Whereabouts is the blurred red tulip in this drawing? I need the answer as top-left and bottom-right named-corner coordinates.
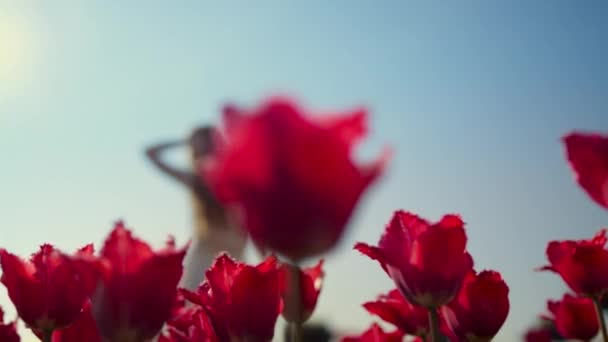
top-left (182, 253), bottom-right (282, 342)
top-left (280, 260), bottom-right (325, 323)
top-left (441, 270), bottom-right (509, 342)
top-left (544, 294), bottom-right (599, 341)
top-left (563, 132), bottom-right (608, 210)
top-left (340, 323), bottom-right (404, 342)
top-left (355, 210), bottom-right (473, 308)
top-left (51, 302), bottom-right (101, 342)
top-left (0, 244), bottom-right (101, 336)
top-left (201, 97), bottom-right (388, 261)
top-left (362, 289), bottom-right (428, 338)
top-left (92, 222), bottom-right (188, 342)
top-left (540, 229), bottom-right (608, 297)
top-left (0, 306), bottom-right (20, 342)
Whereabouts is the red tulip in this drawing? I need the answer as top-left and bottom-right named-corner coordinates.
top-left (544, 294), bottom-right (599, 341)
top-left (340, 323), bottom-right (404, 342)
top-left (540, 229), bottom-right (608, 297)
top-left (362, 289), bottom-right (428, 338)
top-left (159, 307), bottom-right (218, 342)
top-left (92, 222), bottom-right (188, 342)
top-left (52, 302), bottom-right (101, 342)
top-left (280, 260), bottom-right (325, 323)
top-left (200, 97), bottom-right (388, 261)
top-left (0, 244), bottom-right (101, 336)
top-left (182, 253), bottom-right (282, 342)
top-left (563, 132), bottom-right (608, 210)
top-left (441, 270), bottom-right (509, 341)
top-left (0, 306), bottom-right (20, 342)
top-left (355, 210), bottom-right (473, 308)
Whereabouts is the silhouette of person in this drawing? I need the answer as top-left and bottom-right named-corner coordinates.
top-left (146, 126), bottom-right (247, 289)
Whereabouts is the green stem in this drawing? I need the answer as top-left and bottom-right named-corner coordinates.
top-left (594, 297), bottom-right (608, 342)
top-left (428, 307), bottom-right (440, 342)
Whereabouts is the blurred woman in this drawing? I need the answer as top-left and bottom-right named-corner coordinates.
top-left (145, 126), bottom-right (247, 289)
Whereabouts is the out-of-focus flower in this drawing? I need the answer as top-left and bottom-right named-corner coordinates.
top-left (544, 294), bottom-right (598, 341)
top-left (51, 302), bottom-right (101, 342)
top-left (182, 253), bottom-right (282, 342)
top-left (563, 132), bottom-right (608, 210)
top-left (355, 210), bottom-right (473, 308)
top-left (92, 222), bottom-right (188, 342)
top-left (362, 289), bottom-right (428, 338)
top-left (280, 260), bottom-right (324, 323)
top-left (0, 306), bottom-right (20, 342)
top-left (340, 323), bottom-right (404, 342)
top-left (441, 270), bottom-right (509, 341)
top-left (201, 97), bottom-right (388, 261)
top-left (0, 244), bottom-right (101, 336)
top-left (540, 229), bottom-right (608, 298)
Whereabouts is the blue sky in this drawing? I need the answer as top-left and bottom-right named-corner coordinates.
top-left (1, 1), bottom-right (607, 341)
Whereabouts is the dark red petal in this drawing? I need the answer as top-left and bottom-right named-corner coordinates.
top-left (100, 222), bottom-right (154, 274)
top-left (52, 302), bottom-right (101, 342)
top-left (94, 224), bottom-right (188, 341)
top-left (442, 269), bottom-right (509, 341)
top-left (227, 259), bottom-right (282, 341)
top-left (126, 248), bottom-right (187, 339)
top-left (546, 294), bottom-right (599, 340)
top-left (410, 215), bottom-right (467, 272)
top-left (0, 249), bottom-right (46, 327)
top-left (204, 253), bottom-right (240, 303)
top-left (354, 243), bottom-right (389, 273)
top-left (543, 230), bottom-right (608, 296)
top-left (377, 211), bottom-right (420, 268)
top-left (363, 289), bottom-right (428, 336)
top-left (545, 241), bottom-right (576, 269)
top-left (563, 132), bottom-right (608, 209)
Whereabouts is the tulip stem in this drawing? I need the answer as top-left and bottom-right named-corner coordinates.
top-left (291, 321), bottom-right (303, 342)
top-left (428, 307), bottom-right (441, 342)
top-left (594, 297), bottom-right (608, 342)
top-left (289, 262), bottom-right (303, 342)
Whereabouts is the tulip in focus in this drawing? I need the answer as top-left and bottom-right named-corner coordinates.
top-left (540, 229), bottom-right (608, 298)
top-left (355, 210), bottom-right (473, 308)
top-left (182, 253), bottom-right (283, 342)
top-left (0, 244), bottom-right (102, 338)
top-left (362, 289), bottom-right (428, 339)
top-left (543, 294), bottom-right (599, 341)
top-left (159, 307), bottom-right (218, 342)
top-left (201, 97), bottom-right (388, 261)
top-left (563, 132), bottom-right (608, 210)
top-left (92, 222), bottom-right (188, 342)
top-left (441, 270), bottom-right (509, 342)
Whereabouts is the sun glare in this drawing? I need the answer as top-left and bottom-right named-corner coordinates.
top-left (0, 13), bottom-right (33, 84)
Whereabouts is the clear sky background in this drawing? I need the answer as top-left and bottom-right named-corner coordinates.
top-left (1, 1), bottom-right (607, 341)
